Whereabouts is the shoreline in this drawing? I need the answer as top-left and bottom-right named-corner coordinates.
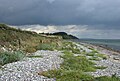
top-left (70, 39), bottom-right (120, 53)
top-left (79, 42), bottom-right (120, 62)
top-left (84, 42), bottom-right (120, 53)
top-left (70, 39), bottom-right (120, 62)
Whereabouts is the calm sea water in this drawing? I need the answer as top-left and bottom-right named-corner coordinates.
top-left (78, 39), bottom-right (120, 51)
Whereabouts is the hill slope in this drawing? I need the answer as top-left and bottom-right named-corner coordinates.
top-left (0, 24), bottom-right (62, 53)
top-left (41, 32), bottom-right (79, 39)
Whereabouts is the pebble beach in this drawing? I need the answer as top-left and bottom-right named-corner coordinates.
top-left (0, 42), bottom-right (120, 81)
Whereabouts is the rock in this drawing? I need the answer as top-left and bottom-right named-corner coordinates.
top-left (113, 56), bottom-right (120, 60)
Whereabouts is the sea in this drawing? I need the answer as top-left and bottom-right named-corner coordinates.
top-left (72, 39), bottom-right (120, 52)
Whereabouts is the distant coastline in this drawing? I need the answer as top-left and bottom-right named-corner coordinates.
top-left (70, 39), bottom-right (120, 53)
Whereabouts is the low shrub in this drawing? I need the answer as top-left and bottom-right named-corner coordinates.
top-left (0, 51), bottom-right (25, 65)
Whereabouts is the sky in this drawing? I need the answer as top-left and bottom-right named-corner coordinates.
top-left (0, 0), bottom-right (120, 39)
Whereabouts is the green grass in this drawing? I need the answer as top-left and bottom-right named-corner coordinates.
top-left (86, 50), bottom-right (99, 56)
top-left (91, 50), bottom-right (99, 53)
top-left (0, 51), bottom-right (25, 65)
top-left (87, 50), bottom-right (107, 60)
top-left (94, 76), bottom-right (120, 81)
top-left (36, 43), bottom-right (55, 51)
top-left (61, 51), bottom-right (96, 72)
top-left (40, 50), bottom-right (97, 81)
top-left (59, 41), bottom-right (81, 54)
top-left (86, 52), bottom-right (95, 56)
top-left (71, 48), bottom-right (81, 54)
top-left (88, 47), bottom-right (95, 50)
top-left (96, 54), bottom-right (107, 60)
top-left (40, 70), bottom-right (93, 81)
top-left (89, 57), bottom-right (101, 61)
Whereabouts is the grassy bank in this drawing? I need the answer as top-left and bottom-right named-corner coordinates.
top-left (0, 24), bottom-right (62, 53)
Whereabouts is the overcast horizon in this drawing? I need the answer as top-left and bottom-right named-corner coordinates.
top-left (0, 0), bottom-right (120, 39)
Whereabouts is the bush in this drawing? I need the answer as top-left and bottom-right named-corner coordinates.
top-left (36, 43), bottom-right (54, 51)
top-left (0, 51), bottom-right (25, 65)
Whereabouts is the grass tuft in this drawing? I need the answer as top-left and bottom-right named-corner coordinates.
top-left (96, 54), bottom-right (107, 60)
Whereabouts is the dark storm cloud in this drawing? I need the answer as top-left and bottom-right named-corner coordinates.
top-left (0, 0), bottom-right (120, 29)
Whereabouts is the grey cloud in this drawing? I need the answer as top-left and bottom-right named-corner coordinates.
top-left (0, 0), bottom-right (120, 30)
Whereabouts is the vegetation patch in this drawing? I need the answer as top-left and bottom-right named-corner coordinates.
top-left (94, 75), bottom-right (120, 81)
top-left (86, 52), bottom-right (95, 56)
top-left (40, 70), bottom-right (93, 81)
top-left (87, 50), bottom-right (107, 60)
top-left (89, 56), bottom-right (101, 61)
top-left (0, 51), bottom-right (25, 65)
top-left (96, 53), bottom-right (107, 60)
top-left (59, 41), bottom-right (81, 54)
top-left (61, 51), bottom-right (96, 72)
top-left (36, 43), bottom-right (55, 51)
top-left (71, 48), bottom-right (81, 54)
top-left (39, 50), bottom-right (97, 81)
